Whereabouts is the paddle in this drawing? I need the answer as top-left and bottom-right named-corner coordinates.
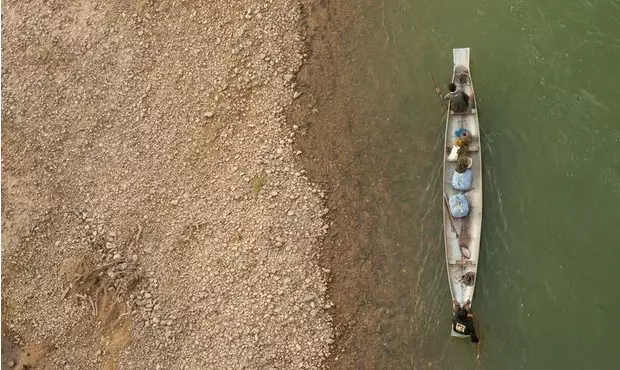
top-left (463, 299), bottom-right (482, 360)
top-left (453, 299), bottom-right (481, 360)
top-left (442, 193), bottom-right (459, 238)
top-left (473, 310), bottom-right (482, 360)
top-left (430, 72), bottom-right (447, 109)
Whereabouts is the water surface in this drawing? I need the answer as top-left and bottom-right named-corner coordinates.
top-left (302, 0), bottom-right (620, 368)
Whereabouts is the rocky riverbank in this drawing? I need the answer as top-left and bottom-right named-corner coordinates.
top-left (1, 1), bottom-right (333, 368)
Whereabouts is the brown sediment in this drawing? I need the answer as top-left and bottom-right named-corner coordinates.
top-left (295, 0), bottom-right (452, 366)
top-left (293, 1), bottom-right (410, 368)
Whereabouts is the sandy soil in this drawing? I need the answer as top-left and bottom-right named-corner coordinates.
top-left (1, 1), bottom-right (334, 369)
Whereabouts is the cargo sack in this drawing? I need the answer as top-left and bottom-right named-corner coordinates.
top-left (449, 193), bottom-right (470, 218)
top-left (452, 169), bottom-right (473, 191)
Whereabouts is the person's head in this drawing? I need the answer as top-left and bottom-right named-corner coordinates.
top-left (457, 307), bottom-right (468, 320)
top-left (448, 83), bottom-right (457, 92)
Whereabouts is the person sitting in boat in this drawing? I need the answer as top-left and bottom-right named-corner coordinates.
top-left (452, 299), bottom-right (480, 344)
top-left (444, 83), bottom-right (471, 113)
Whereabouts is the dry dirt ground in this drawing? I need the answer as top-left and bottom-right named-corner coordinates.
top-left (1, 1), bottom-right (334, 369)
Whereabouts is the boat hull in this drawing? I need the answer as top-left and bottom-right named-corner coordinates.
top-left (442, 48), bottom-right (483, 337)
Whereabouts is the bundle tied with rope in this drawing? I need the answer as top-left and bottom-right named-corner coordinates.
top-left (456, 155), bottom-right (471, 173)
top-left (454, 129), bottom-right (472, 173)
top-left (451, 128), bottom-right (474, 191)
top-left (461, 271), bottom-right (476, 286)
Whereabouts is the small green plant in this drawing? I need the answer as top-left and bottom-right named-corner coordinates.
top-left (250, 170), bottom-right (267, 196)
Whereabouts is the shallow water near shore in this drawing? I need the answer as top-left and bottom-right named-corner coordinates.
top-left (301, 0), bottom-right (620, 368)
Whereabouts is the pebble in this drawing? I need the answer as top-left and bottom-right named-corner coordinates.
top-left (303, 294), bottom-right (316, 303)
top-left (205, 111), bottom-right (214, 118)
top-left (170, 199), bottom-right (179, 206)
top-left (293, 91), bottom-right (303, 99)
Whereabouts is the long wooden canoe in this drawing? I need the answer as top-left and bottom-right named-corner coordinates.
top-left (442, 48), bottom-right (483, 337)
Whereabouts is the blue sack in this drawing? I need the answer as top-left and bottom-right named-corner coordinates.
top-left (452, 169), bottom-right (473, 191)
top-left (449, 194), bottom-right (470, 218)
top-left (454, 128), bottom-right (469, 138)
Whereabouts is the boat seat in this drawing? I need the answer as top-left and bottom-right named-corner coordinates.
top-left (450, 107), bottom-right (476, 114)
top-left (448, 259), bottom-right (476, 266)
top-left (452, 109), bottom-right (477, 115)
top-left (445, 145), bottom-right (479, 152)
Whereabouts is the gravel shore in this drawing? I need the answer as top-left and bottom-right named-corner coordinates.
top-left (2, 1), bottom-right (333, 368)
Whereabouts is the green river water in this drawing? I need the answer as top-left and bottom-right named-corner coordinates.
top-left (313, 0), bottom-right (620, 368)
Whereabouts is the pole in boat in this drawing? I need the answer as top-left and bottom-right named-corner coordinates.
top-left (473, 310), bottom-right (482, 360)
top-left (458, 300), bottom-right (482, 360)
top-left (443, 193), bottom-right (459, 238)
top-left (430, 72), bottom-right (447, 109)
